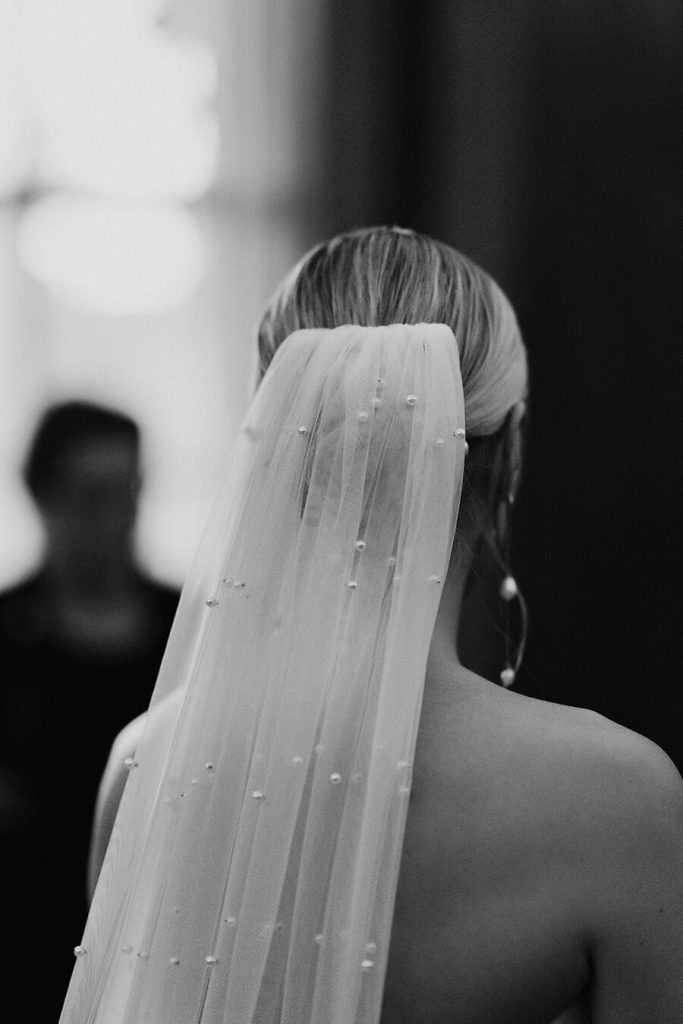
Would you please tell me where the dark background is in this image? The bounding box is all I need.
[320,0,682,767]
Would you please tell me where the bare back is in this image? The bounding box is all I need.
[91,673,683,1024]
[382,667,683,1024]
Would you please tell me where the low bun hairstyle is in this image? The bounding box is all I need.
[256,226,528,519]
[257,226,527,436]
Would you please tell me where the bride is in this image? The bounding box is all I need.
[62,227,683,1024]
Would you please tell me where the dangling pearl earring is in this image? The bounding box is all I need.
[499,573,528,688]
[490,491,528,689]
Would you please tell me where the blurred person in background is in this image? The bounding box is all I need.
[0,400,179,1019]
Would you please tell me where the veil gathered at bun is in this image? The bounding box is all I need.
[60,323,469,1024]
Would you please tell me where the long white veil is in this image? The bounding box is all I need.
[60,323,467,1024]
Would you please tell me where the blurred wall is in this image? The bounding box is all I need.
[325,0,683,768]
[520,1,682,766]
[0,0,327,588]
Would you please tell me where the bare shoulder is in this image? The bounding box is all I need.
[474,683,683,1018]
[549,701,683,897]
[88,689,185,897]
[446,676,683,893]
[526,695,682,840]
[493,688,683,945]
[526,703,683,1021]
[500,687,683,847]
[109,709,148,765]
[87,711,148,896]
[397,679,683,1022]
[95,687,185,828]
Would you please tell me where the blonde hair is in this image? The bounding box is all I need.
[257,226,527,439]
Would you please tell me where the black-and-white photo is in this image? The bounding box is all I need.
[0,3,680,1022]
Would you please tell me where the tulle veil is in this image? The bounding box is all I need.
[60,323,468,1024]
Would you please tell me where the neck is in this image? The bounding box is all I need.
[408,565,471,787]
[423,540,502,717]
[44,554,136,601]
[426,565,467,677]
